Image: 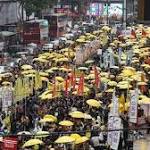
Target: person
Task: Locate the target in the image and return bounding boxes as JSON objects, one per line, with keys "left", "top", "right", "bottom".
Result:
{"left": 120, "top": 111, "right": 129, "bottom": 150}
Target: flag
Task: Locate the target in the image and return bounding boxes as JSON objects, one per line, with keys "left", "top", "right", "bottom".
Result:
{"left": 64, "top": 79, "right": 69, "bottom": 96}
{"left": 142, "top": 29, "right": 147, "bottom": 37}
{"left": 131, "top": 29, "right": 136, "bottom": 38}
{"left": 94, "top": 66, "right": 100, "bottom": 89}
{"left": 119, "top": 93, "right": 125, "bottom": 112}
{"left": 77, "top": 74, "right": 84, "bottom": 96}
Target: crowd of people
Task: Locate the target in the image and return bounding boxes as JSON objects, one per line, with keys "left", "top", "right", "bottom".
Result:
{"left": 0, "top": 24, "right": 150, "bottom": 150}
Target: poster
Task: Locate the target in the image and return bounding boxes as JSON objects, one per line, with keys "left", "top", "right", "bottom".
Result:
{"left": 129, "top": 89, "right": 138, "bottom": 123}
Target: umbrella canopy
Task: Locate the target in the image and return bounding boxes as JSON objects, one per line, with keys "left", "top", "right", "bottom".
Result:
{"left": 39, "top": 118, "right": 55, "bottom": 123}
{"left": 55, "top": 136, "right": 75, "bottom": 144}
{"left": 23, "top": 139, "right": 43, "bottom": 148}
{"left": 35, "top": 131, "right": 49, "bottom": 138}
{"left": 44, "top": 114, "right": 57, "bottom": 122}
{"left": 59, "top": 120, "right": 74, "bottom": 126}
{"left": 86, "top": 99, "right": 102, "bottom": 108}
{"left": 17, "top": 131, "right": 31, "bottom": 135}
{"left": 78, "top": 67, "right": 88, "bottom": 71}
{"left": 21, "top": 65, "right": 33, "bottom": 70}
{"left": 69, "top": 111, "right": 85, "bottom": 119}
{"left": 75, "top": 136, "right": 89, "bottom": 144}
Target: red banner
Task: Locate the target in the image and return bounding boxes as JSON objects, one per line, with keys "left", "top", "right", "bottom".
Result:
{"left": 3, "top": 137, "right": 18, "bottom": 150}
{"left": 77, "top": 74, "right": 84, "bottom": 96}
{"left": 94, "top": 66, "right": 100, "bottom": 89}
{"left": 64, "top": 79, "right": 69, "bottom": 96}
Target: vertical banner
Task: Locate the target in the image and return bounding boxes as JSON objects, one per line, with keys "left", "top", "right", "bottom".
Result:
{"left": 110, "top": 117, "right": 121, "bottom": 150}
{"left": 112, "top": 90, "right": 119, "bottom": 116}
{"left": 107, "top": 115, "right": 121, "bottom": 150}
{"left": 3, "top": 137, "right": 18, "bottom": 150}
{"left": 129, "top": 89, "right": 138, "bottom": 123}
{"left": 1, "top": 87, "right": 13, "bottom": 112}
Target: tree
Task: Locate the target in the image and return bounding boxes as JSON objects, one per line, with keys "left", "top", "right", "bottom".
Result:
{"left": 17, "top": 0, "right": 56, "bottom": 19}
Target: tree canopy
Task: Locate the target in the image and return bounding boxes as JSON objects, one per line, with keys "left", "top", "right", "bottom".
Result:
{"left": 17, "top": 0, "right": 56, "bottom": 17}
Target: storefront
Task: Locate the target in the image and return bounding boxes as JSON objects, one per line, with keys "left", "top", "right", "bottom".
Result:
{"left": 87, "top": 0, "right": 124, "bottom": 25}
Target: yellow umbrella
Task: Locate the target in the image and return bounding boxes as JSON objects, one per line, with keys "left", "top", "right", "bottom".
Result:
{"left": 101, "top": 77, "right": 109, "bottom": 83}
{"left": 2, "top": 81, "right": 12, "bottom": 86}
{"left": 23, "top": 139, "right": 43, "bottom": 148}
{"left": 35, "top": 131, "right": 49, "bottom": 138}
{"left": 117, "top": 84, "right": 132, "bottom": 89}
{"left": 122, "top": 69, "right": 135, "bottom": 77}
{"left": 69, "top": 111, "right": 85, "bottom": 119}
{"left": 70, "top": 134, "right": 81, "bottom": 140}
{"left": 59, "top": 120, "right": 74, "bottom": 126}
{"left": 25, "top": 74, "right": 35, "bottom": 78}
{"left": 41, "top": 94, "right": 53, "bottom": 100}
{"left": 50, "top": 67, "right": 59, "bottom": 71}
{"left": 39, "top": 118, "right": 55, "bottom": 123}
{"left": 41, "top": 77, "right": 49, "bottom": 82}
{"left": 39, "top": 72, "right": 49, "bottom": 77}
{"left": 76, "top": 39, "right": 86, "bottom": 43}
{"left": 84, "top": 113, "right": 92, "bottom": 119}
{"left": 137, "top": 82, "right": 147, "bottom": 86}
{"left": 44, "top": 114, "right": 57, "bottom": 122}
{"left": 78, "top": 67, "right": 88, "bottom": 71}
{"left": 21, "top": 65, "right": 33, "bottom": 70}
{"left": 21, "top": 70, "right": 36, "bottom": 75}
{"left": 108, "top": 81, "right": 117, "bottom": 87}
{"left": 105, "top": 89, "right": 114, "bottom": 93}
{"left": 85, "top": 60, "right": 94, "bottom": 64}
{"left": 45, "top": 69, "right": 54, "bottom": 74}
{"left": 59, "top": 68, "right": 69, "bottom": 72}
{"left": 33, "top": 58, "right": 48, "bottom": 63}
{"left": 55, "top": 76, "right": 64, "bottom": 82}
{"left": 86, "top": 99, "right": 102, "bottom": 108}
{"left": 75, "top": 136, "right": 89, "bottom": 145}
{"left": 138, "top": 98, "right": 150, "bottom": 105}
{"left": 57, "top": 57, "right": 69, "bottom": 62}
{"left": 55, "top": 136, "right": 75, "bottom": 144}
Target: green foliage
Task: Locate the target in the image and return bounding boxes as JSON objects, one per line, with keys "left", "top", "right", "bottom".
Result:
{"left": 17, "top": 0, "right": 56, "bottom": 17}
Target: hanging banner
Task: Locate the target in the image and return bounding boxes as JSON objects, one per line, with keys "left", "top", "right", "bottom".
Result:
{"left": 107, "top": 115, "right": 121, "bottom": 150}
{"left": 3, "top": 137, "right": 18, "bottom": 150}
{"left": 129, "top": 89, "right": 138, "bottom": 123}
{"left": 110, "top": 117, "right": 121, "bottom": 150}
{"left": 1, "top": 87, "right": 13, "bottom": 112}
{"left": 112, "top": 90, "right": 119, "bottom": 116}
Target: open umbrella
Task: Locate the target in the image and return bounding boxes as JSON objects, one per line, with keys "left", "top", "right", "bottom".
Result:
{"left": 44, "top": 114, "right": 57, "bottom": 122}
{"left": 17, "top": 131, "right": 31, "bottom": 135}
{"left": 39, "top": 118, "right": 55, "bottom": 123}
{"left": 78, "top": 67, "right": 88, "bottom": 71}
{"left": 55, "top": 136, "right": 75, "bottom": 144}
{"left": 59, "top": 120, "right": 74, "bottom": 126}
{"left": 75, "top": 136, "right": 89, "bottom": 144}
{"left": 86, "top": 99, "right": 102, "bottom": 108}
{"left": 21, "top": 65, "right": 33, "bottom": 70}
{"left": 35, "top": 131, "right": 49, "bottom": 138}
{"left": 23, "top": 139, "right": 43, "bottom": 148}
{"left": 69, "top": 111, "right": 85, "bottom": 119}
